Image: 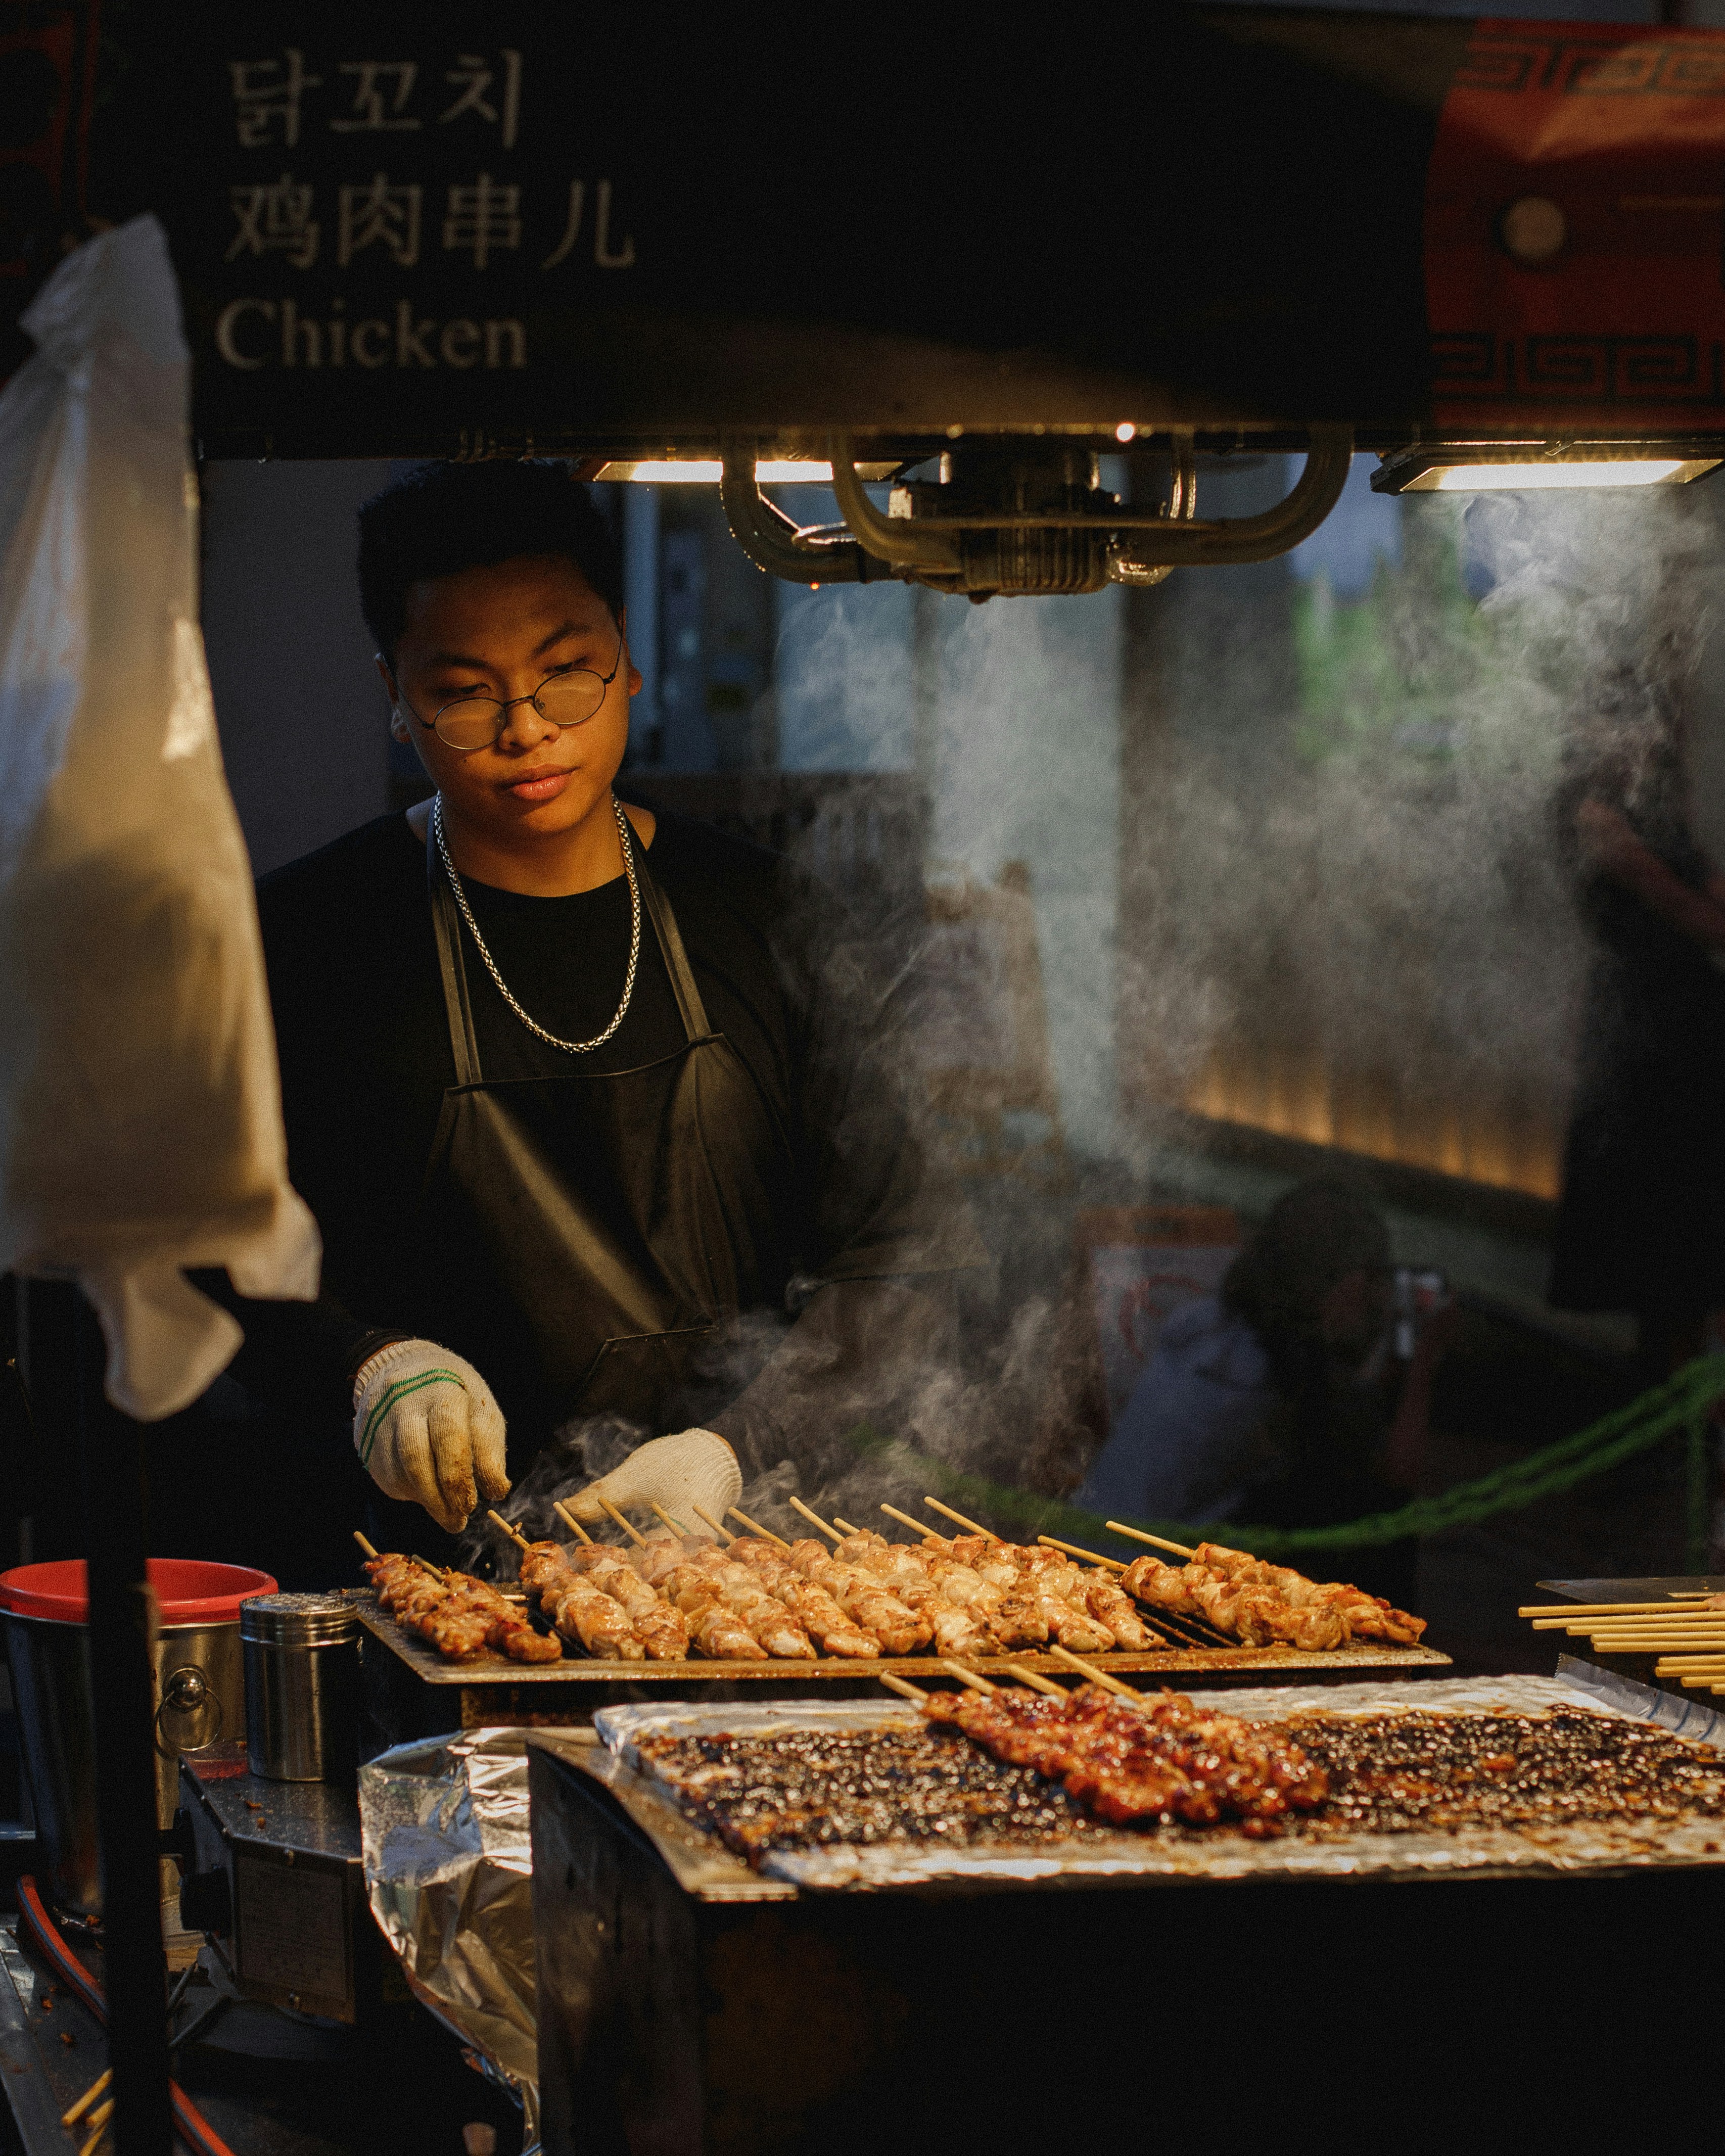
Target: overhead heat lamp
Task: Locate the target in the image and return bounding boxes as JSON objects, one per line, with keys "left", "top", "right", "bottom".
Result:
{"left": 1371, "top": 442, "right": 1723, "bottom": 495}
{"left": 705, "top": 427, "right": 1354, "bottom": 599}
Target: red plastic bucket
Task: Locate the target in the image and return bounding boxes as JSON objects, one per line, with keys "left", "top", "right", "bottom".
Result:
{"left": 2, "top": 1557, "right": 277, "bottom": 1913}
{"left": 0, "top": 1557, "right": 276, "bottom": 1625}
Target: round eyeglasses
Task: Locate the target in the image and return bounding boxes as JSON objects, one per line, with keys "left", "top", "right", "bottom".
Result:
{"left": 406, "top": 639, "right": 626, "bottom": 753}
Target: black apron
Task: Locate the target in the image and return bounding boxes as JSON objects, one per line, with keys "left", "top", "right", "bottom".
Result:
{"left": 411, "top": 820, "right": 797, "bottom": 1465}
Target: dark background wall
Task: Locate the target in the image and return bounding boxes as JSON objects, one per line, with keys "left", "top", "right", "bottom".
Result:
{"left": 200, "top": 460, "right": 396, "bottom": 876}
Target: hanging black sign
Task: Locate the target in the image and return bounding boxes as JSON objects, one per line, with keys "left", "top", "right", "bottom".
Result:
{"left": 96, "top": 2, "right": 1458, "bottom": 456}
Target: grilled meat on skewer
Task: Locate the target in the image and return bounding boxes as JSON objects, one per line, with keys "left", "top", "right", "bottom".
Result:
{"left": 1120, "top": 1554, "right": 1346, "bottom": 1651}
{"left": 692, "top": 1603, "right": 766, "bottom": 1659}
{"left": 364, "top": 1557, "right": 497, "bottom": 1658}
{"left": 774, "top": 1575, "right": 881, "bottom": 1657}
{"left": 672, "top": 1559, "right": 817, "bottom": 1659}
{"left": 925, "top": 1684, "right": 1328, "bottom": 1830}
{"left": 1191, "top": 1541, "right": 1424, "bottom": 1643}
{"left": 548, "top": 1575, "right": 645, "bottom": 1659}
{"left": 805, "top": 1561, "right": 933, "bottom": 1655}
{"left": 889, "top": 1578, "right": 997, "bottom": 1657}
{"left": 1076, "top": 1575, "right": 1160, "bottom": 1650}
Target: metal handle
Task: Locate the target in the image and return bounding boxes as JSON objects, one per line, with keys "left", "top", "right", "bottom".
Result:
{"left": 1107, "top": 426, "right": 1354, "bottom": 574}
{"left": 719, "top": 439, "right": 899, "bottom": 585}
{"left": 155, "top": 1665, "right": 222, "bottom": 1758}
{"left": 1110, "top": 429, "right": 1198, "bottom": 588}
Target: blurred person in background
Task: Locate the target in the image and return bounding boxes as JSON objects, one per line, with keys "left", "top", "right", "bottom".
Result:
{"left": 1075, "top": 1179, "right": 1454, "bottom": 1606}
{"left": 1550, "top": 689, "right": 1725, "bottom": 1378}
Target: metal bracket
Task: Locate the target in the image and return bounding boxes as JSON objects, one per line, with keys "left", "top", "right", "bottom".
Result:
{"left": 718, "top": 439, "right": 902, "bottom": 585}
{"left": 824, "top": 425, "right": 1355, "bottom": 582}
{"left": 1106, "top": 425, "right": 1354, "bottom": 573}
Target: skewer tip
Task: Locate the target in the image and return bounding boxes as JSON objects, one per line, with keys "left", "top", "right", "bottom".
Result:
{"left": 726, "top": 1505, "right": 790, "bottom": 1549}
{"left": 594, "top": 1492, "right": 649, "bottom": 1548}
{"left": 878, "top": 1671, "right": 930, "bottom": 1705}
{"left": 551, "top": 1497, "right": 594, "bottom": 1544}
{"left": 922, "top": 1494, "right": 993, "bottom": 1538}
{"left": 1047, "top": 1642, "right": 1139, "bottom": 1699}
{"left": 1104, "top": 1521, "right": 1196, "bottom": 1560}
{"left": 353, "top": 1529, "right": 380, "bottom": 1560}
{"left": 788, "top": 1493, "right": 845, "bottom": 1543}
{"left": 486, "top": 1507, "right": 533, "bottom": 1552}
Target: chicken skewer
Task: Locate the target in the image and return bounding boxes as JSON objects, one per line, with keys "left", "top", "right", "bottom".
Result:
{"left": 922, "top": 1663, "right": 1328, "bottom": 1829}
{"left": 911, "top": 1504, "right": 1141, "bottom": 1653}
{"left": 363, "top": 1552, "right": 563, "bottom": 1662}
{"left": 1107, "top": 1520, "right": 1426, "bottom": 1646}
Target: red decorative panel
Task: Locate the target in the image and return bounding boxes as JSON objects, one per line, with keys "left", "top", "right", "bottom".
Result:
{"left": 1428, "top": 20, "right": 1725, "bottom": 433}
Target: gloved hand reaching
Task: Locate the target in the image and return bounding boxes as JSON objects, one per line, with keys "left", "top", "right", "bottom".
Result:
{"left": 562, "top": 1428, "right": 742, "bottom": 1532}
{"left": 353, "top": 1339, "right": 509, "bottom": 1533}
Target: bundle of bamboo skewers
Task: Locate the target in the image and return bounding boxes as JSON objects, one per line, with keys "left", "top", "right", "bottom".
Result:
{"left": 1521, "top": 1592, "right": 1725, "bottom": 1694}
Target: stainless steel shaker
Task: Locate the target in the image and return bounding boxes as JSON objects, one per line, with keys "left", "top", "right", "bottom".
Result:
{"left": 240, "top": 1593, "right": 359, "bottom": 1783}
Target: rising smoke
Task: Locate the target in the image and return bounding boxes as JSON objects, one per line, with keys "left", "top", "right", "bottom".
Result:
{"left": 488, "top": 471, "right": 1725, "bottom": 1556}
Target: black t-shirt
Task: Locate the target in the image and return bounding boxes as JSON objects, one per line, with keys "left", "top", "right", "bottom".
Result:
{"left": 223, "top": 806, "right": 976, "bottom": 1432}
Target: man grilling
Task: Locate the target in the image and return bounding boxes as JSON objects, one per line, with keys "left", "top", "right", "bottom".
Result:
{"left": 217, "top": 460, "right": 978, "bottom": 1560}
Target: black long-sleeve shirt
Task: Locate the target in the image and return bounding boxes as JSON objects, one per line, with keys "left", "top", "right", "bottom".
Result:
{"left": 214, "top": 806, "right": 982, "bottom": 1480}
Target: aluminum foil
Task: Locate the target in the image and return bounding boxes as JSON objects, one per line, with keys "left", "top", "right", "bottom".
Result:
{"left": 358, "top": 1727, "right": 540, "bottom": 2152}
{"left": 593, "top": 1674, "right": 1725, "bottom": 1892}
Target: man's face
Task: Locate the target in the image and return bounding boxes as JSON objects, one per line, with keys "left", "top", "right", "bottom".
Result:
{"left": 384, "top": 552, "right": 640, "bottom": 846}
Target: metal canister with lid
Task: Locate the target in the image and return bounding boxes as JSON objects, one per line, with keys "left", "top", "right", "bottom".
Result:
{"left": 241, "top": 1592, "right": 360, "bottom": 1784}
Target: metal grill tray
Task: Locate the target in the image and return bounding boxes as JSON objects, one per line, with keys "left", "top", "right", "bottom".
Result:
{"left": 352, "top": 1593, "right": 1450, "bottom": 1688}
{"left": 547, "top": 1673, "right": 1725, "bottom": 1895}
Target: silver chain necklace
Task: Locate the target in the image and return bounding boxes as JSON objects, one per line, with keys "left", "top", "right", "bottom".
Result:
{"left": 432, "top": 791, "right": 642, "bottom": 1054}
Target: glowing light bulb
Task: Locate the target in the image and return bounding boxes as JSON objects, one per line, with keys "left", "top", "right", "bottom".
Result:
{"left": 1115, "top": 423, "right": 1137, "bottom": 444}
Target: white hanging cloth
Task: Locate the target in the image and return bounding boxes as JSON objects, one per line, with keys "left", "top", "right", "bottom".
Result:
{"left": 0, "top": 216, "right": 319, "bottom": 1419}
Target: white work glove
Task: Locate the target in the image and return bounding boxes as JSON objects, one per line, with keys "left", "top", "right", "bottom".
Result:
{"left": 353, "top": 1339, "right": 509, "bottom": 1533}
{"left": 563, "top": 1428, "right": 742, "bottom": 1531}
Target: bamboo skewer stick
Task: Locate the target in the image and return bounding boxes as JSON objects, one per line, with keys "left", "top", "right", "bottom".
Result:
{"left": 923, "top": 1495, "right": 993, "bottom": 1537}
{"left": 788, "top": 1494, "right": 845, "bottom": 1543}
{"left": 486, "top": 1508, "right": 533, "bottom": 1553}
{"left": 1002, "top": 1661, "right": 1068, "bottom": 1698}
{"left": 1567, "top": 1626, "right": 1725, "bottom": 1640}
{"left": 832, "top": 1517, "right": 864, "bottom": 1535}
{"left": 649, "top": 1501, "right": 691, "bottom": 1537}
{"left": 78, "top": 2097, "right": 115, "bottom": 2156}
{"left": 1038, "top": 1534, "right": 1128, "bottom": 1573}
{"left": 595, "top": 1494, "right": 648, "bottom": 1548}
{"left": 880, "top": 1502, "right": 933, "bottom": 1537}
{"left": 1105, "top": 1522, "right": 1198, "bottom": 1560}
{"left": 940, "top": 1658, "right": 997, "bottom": 1694}
{"left": 1542, "top": 1631, "right": 1725, "bottom": 1645}
{"left": 690, "top": 1503, "right": 735, "bottom": 1544}
{"left": 727, "top": 1506, "right": 790, "bottom": 1548}
{"left": 1519, "top": 1599, "right": 1714, "bottom": 1618}
{"left": 878, "top": 1671, "right": 929, "bottom": 1704}
{"left": 353, "top": 1530, "right": 379, "bottom": 1560}
{"left": 1569, "top": 1633, "right": 1722, "bottom": 1645}
{"left": 552, "top": 1499, "right": 593, "bottom": 1544}
{"left": 1048, "top": 1643, "right": 1142, "bottom": 1699}
{"left": 61, "top": 2068, "right": 112, "bottom": 2129}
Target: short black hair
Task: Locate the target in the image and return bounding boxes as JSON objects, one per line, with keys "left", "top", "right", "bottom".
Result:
{"left": 356, "top": 461, "right": 624, "bottom": 662}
